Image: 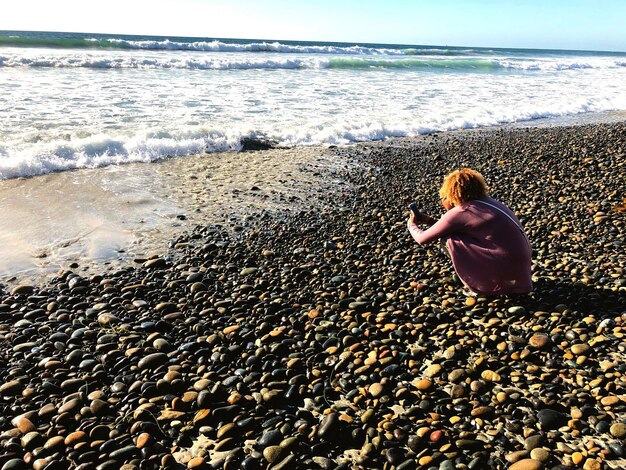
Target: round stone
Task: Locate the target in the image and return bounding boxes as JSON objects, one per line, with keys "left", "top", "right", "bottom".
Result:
{"left": 187, "top": 457, "right": 206, "bottom": 469}
{"left": 448, "top": 368, "right": 466, "bottom": 383}
{"left": 64, "top": 431, "right": 87, "bottom": 446}
{"left": 11, "top": 415, "right": 36, "bottom": 434}
{"left": 136, "top": 433, "right": 152, "bottom": 448}
{"left": 508, "top": 306, "right": 526, "bottom": 315}
{"left": 481, "top": 370, "right": 501, "bottom": 382}
{"left": 571, "top": 343, "right": 590, "bottom": 355}
{"left": 415, "top": 379, "right": 433, "bottom": 391}
{"left": 528, "top": 334, "right": 549, "bottom": 349}
{"left": 429, "top": 430, "right": 443, "bottom": 442}
{"left": 137, "top": 353, "right": 168, "bottom": 370}
{"left": 425, "top": 364, "right": 442, "bottom": 377}
{"left": 572, "top": 453, "right": 584, "bottom": 465}
{"left": 0, "top": 380, "right": 22, "bottom": 396}
{"left": 263, "top": 446, "right": 282, "bottom": 464}
{"left": 369, "top": 382, "right": 384, "bottom": 397}
{"left": 509, "top": 459, "right": 543, "bottom": 470}
{"left": 361, "top": 409, "right": 374, "bottom": 423}
{"left": 11, "top": 285, "right": 34, "bottom": 296}
{"left": 610, "top": 423, "right": 626, "bottom": 438}
{"left": 583, "top": 459, "right": 601, "bottom": 470}
{"left": 537, "top": 409, "right": 567, "bottom": 430}
{"left": 529, "top": 448, "right": 549, "bottom": 462}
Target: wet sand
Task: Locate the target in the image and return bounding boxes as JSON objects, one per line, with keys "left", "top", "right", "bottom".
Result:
{"left": 0, "top": 148, "right": 347, "bottom": 283}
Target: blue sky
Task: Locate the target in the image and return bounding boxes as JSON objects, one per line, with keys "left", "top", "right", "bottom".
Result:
{"left": 1, "top": 0, "right": 625, "bottom": 51}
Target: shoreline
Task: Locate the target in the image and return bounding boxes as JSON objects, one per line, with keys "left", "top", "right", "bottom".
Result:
{"left": 0, "top": 147, "right": 350, "bottom": 285}
{"left": 0, "top": 118, "right": 624, "bottom": 469}
{"left": 1, "top": 110, "right": 625, "bottom": 286}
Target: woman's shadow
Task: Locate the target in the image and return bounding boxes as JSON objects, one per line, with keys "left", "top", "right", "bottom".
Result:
{"left": 514, "top": 277, "right": 625, "bottom": 317}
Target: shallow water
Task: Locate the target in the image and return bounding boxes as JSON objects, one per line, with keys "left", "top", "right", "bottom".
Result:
{"left": 0, "top": 148, "right": 343, "bottom": 283}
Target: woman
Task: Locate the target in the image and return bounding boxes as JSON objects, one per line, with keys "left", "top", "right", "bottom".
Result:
{"left": 407, "top": 168, "right": 532, "bottom": 295}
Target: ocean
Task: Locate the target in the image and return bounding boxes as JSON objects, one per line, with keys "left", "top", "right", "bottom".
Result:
{"left": 1, "top": 30, "right": 625, "bottom": 179}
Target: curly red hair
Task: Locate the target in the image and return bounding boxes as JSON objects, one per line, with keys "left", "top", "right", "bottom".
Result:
{"left": 439, "top": 168, "right": 488, "bottom": 207}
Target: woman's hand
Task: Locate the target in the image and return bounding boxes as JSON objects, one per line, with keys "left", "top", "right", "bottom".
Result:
{"left": 409, "top": 210, "right": 435, "bottom": 226}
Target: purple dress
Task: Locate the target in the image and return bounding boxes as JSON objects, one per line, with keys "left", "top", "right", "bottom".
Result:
{"left": 407, "top": 196, "right": 533, "bottom": 295}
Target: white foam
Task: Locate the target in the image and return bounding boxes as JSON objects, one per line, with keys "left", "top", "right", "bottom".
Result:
{"left": 105, "top": 38, "right": 406, "bottom": 56}
{"left": 1, "top": 43, "right": 625, "bottom": 180}
{"left": 0, "top": 133, "right": 210, "bottom": 179}
{"left": 2, "top": 50, "right": 625, "bottom": 72}
{"left": 495, "top": 58, "right": 626, "bottom": 71}
{"left": 0, "top": 52, "right": 328, "bottom": 70}
{"left": 1, "top": 94, "right": 621, "bottom": 181}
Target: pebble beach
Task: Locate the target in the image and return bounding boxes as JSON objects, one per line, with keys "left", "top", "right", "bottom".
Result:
{"left": 0, "top": 121, "right": 625, "bottom": 470}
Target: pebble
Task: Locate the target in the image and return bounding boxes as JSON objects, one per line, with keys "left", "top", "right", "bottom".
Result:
{"left": 414, "top": 379, "right": 433, "bottom": 391}
{"left": 262, "top": 446, "right": 282, "bottom": 464}
{"left": 418, "top": 455, "right": 433, "bottom": 466}
{"left": 571, "top": 343, "right": 590, "bottom": 355}
{"left": 11, "top": 415, "right": 35, "bottom": 434}
{"left": 318, "top": 413, "right": 339, "bottom": 440}
{"left": 509, "top": 459, "right": 543, "bottom": 470}
{"left": 43, "top": 436, "right": 64, "bottom": 450}
{"left": 528, "top": 334, "right": 549, "bottom": 349}
{"left": 529, "top": 448, "right": 549, "bottom": 462}
{"left": 258, "top": 429, "right": 282, "bottom": 447}
{"left": 64, "top": 431, "right": 86, "bottom": 446}
{"left": 610, "top": 422, "right": 626, "bottom": 438}
{"left": 0, "top": 380, "right": 22, "bottom": 396}
{"left": 21, "top": 431, "right": 44, "bottom": 450}
{"left": 10, "top": 285, "right": 34, "bottom": 296}
{"left": 481, "top": 370, "right": 501, "bottom": 382}
{"left": 537, "top": 409, "right": 567, "bottom": 430}
{"left": 136, "top": 433, "right": 152, "bottom": 448}
{"left": 506, "top": 450, "right": 529, "bottom": 463}
{"left": 583, "top": 459, "right": 601, "bottom": 470}
{"left": 508, "top": 306, "right": 526, "bottom": 315}
{"left": 187, "top": 457, "right": 206, "bottom": 469}
{"left": 368, "top": 382, "right": 384, "bottom": 397}
{"left": 137, "top": 353, "right": 168, "bottom": 370}
{"left": 1, "top": 459, "right": 27, "bottom": 470}
{"left": 361, "top": 409, "right": 374, "bottom": 423}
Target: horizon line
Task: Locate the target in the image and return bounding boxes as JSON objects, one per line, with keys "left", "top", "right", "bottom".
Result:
{"left": 1, "top": 29, "right": 625, "bottom": 55}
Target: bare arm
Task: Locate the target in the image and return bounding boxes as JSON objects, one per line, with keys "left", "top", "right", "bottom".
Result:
{"left": 407, "top": 209, "right": 458, "bottom": 245}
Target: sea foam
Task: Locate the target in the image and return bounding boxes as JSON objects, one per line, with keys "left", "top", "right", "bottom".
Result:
{"left": 0, "top": 97, "right": 618, "bottom": 180}
{"left": 1, "top": 51, "right": 624, "bottom": 71}
{"left": 1, "top": 32, "right": 625, "bottom": 180}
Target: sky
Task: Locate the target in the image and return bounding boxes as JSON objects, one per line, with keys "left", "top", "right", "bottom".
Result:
{"left": 1, "top": 0, "right": 625, "bottom": 52}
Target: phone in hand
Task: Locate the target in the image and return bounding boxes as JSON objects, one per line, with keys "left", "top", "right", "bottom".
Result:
{"left": 409, "top": 203, "right": 422, "bottom": 219}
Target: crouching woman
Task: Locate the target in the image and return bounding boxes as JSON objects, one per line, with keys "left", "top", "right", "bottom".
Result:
{"left": 407, "top": 168, "right": 532, "bottom": 295}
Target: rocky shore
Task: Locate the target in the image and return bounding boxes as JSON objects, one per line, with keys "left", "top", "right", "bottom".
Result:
{"left": 0, "top": 122, "right": 625, "bottom": 470}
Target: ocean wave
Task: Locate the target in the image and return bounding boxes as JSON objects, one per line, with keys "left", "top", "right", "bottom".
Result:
{"left": 1, "top": 53, "right": 625, "bottom": 72}
{"left": 0, "top": 54, "right": 322, "bottom": 70}
{"left": 329, "top": 57, "right": 626, "bottom": 71}
{"left": 105, "top": 38, "right": 410, "bottom": 56}
{"left": 328, "top": 58, "right": 501, "bottom": 70}
{"left": 0, "top": 132, "right": 228, "bottom": 180}
{"left": 0, "top": 100, "right": 617, "bottom": 180}
{"left": 0, "top": 36, "right": 413, "bottom": 56}
{"left": 0, "top": 35, "right": 550, "bottom": 58}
